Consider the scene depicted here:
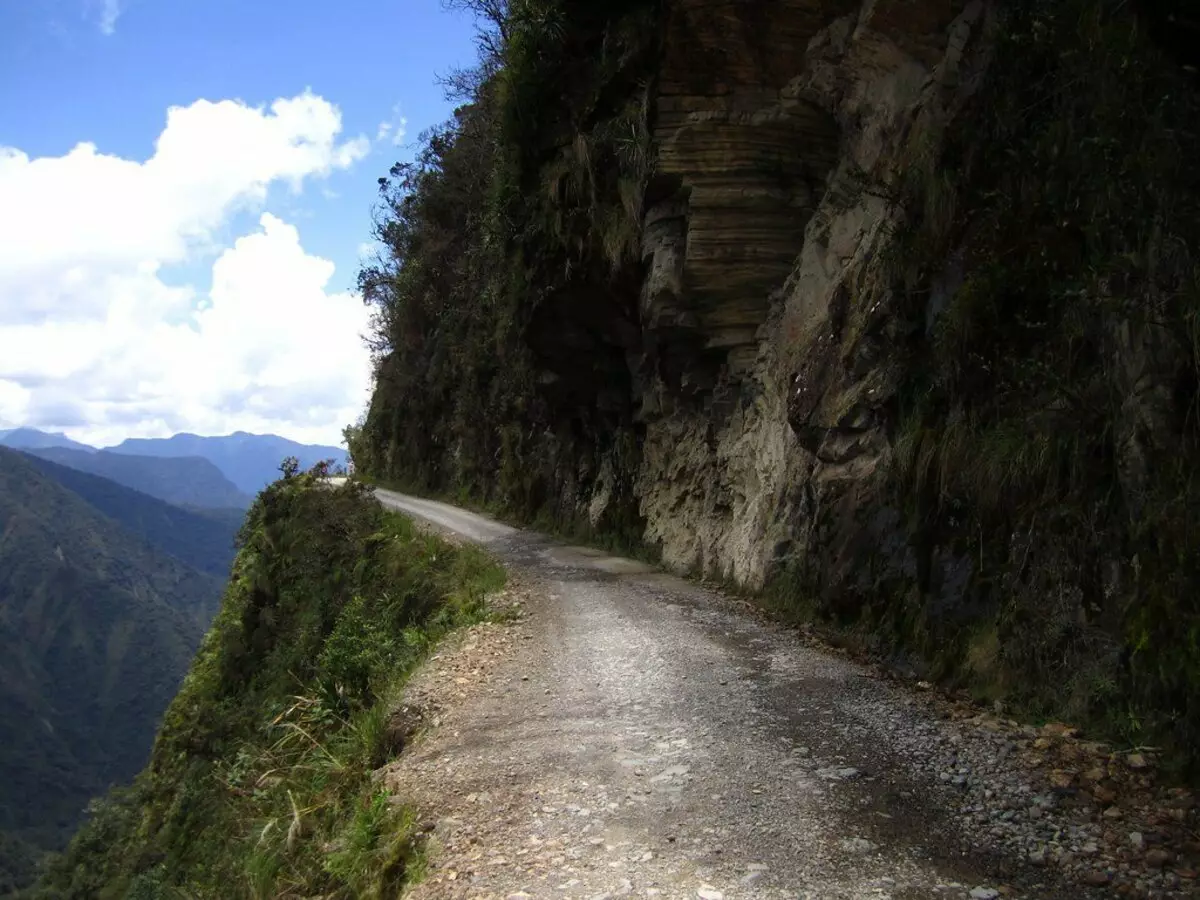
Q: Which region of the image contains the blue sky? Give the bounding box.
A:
[0,0,480,445]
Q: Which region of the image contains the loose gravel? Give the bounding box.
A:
[373,491,1198,900]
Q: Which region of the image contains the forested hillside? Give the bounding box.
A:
[352,0,1200,770]
[22,447,252,511]
[18,452,241,578]
[27,467,503,899]
[0,448,223,893]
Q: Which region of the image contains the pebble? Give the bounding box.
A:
[696,887,723,900]
[1146,849,1173,868]
[840,837,876,854]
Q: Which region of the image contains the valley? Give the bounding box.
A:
[0,431,350,895]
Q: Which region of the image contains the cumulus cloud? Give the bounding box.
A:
[0,93,374,446]
[99,0,121,35]
[375,105,408,146]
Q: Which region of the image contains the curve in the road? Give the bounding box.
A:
[373,486,1081,900]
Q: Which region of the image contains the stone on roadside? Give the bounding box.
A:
[1145,848,1173,868]
[1082,870,1112,886]
[1126,752,1149,770]
[840,837,876,854]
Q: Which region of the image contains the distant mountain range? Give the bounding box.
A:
[19,447,251,511]
[111,431,348,494]
[0,428,94,454]
[0,428,348,498]
[0,447,227,891]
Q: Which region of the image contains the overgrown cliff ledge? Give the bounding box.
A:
[351,0,1200,766]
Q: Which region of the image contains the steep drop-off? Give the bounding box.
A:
[0,448,222,892]
[27,470,504,899]
[356,0,1200,765]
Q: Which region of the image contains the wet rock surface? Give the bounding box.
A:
[377,492,1196,899]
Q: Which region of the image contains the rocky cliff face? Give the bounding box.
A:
[629,0,993,586]
[359,0,1200,762]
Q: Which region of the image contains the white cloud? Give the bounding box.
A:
[99,0,121,35]
[375,105,408,147]
[0,93,374,446]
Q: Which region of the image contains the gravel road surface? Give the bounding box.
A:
[372,488,1193,900]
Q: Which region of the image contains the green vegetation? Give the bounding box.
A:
[22,447,252,511]
[353,0,658,544]
[18,451,241,578]
[26,463,504,898]
[772,0,1200,769]
[0,447,223,891]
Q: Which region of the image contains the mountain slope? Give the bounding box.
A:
[0,429,94,454]
[110,431,348,495]
[29,474,504,899]
[0,448,222,891]
[17,452,241,579]
[23,446,251,510]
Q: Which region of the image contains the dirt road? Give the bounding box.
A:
[372,488,1160,900]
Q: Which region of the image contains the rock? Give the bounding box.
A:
[1145,849,1173,868]
[1083,870,1112,886]
[969,888,1000,900]
[836,767,861,780]
[697,887,724,900]
[1048,769,1076,789]
[1125,752,1149,770]
[839,837,876,854]
[1130,832,1145,850]
[1092,785,1118,805]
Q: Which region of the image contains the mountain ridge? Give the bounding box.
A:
[1,428,348,499]
[0,429,94,454]
[110,431,348,494]
[21,447,251,511]
[16,451,242,579]
[0,447,223,893]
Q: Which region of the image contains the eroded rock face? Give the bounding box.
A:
[630,0,996,587]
